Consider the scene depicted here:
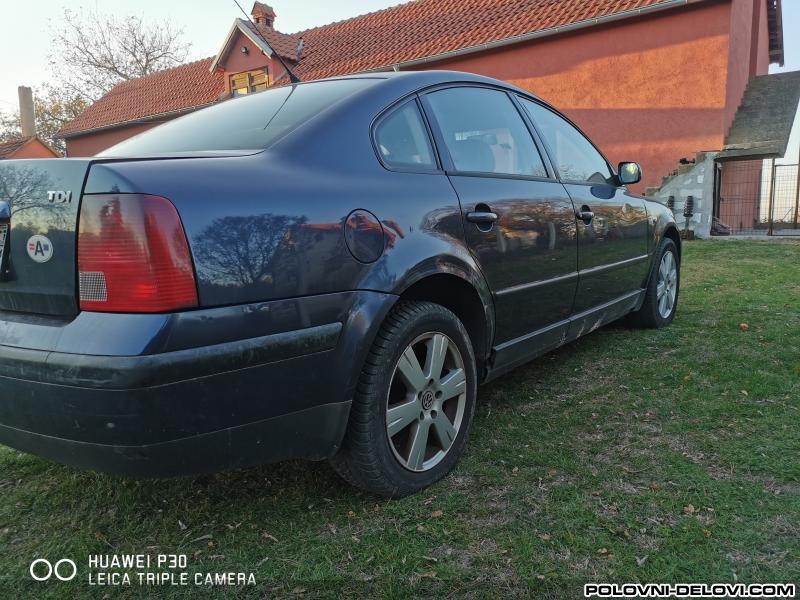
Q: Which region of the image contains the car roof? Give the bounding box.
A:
[304,70,544,103]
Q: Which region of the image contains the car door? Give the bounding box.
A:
[421,86,578,362]
[519,98,650,317]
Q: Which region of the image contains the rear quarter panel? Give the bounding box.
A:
[83,82,486,309]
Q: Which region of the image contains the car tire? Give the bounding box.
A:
[330,301,477,497]
[629,237,680,329]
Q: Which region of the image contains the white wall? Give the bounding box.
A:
[776,100,800,165]
[759,100,800,225]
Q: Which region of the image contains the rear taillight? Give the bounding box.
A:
[78,194,198,313]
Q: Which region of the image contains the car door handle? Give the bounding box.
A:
[466,211,499,224]
[576,207,595,223]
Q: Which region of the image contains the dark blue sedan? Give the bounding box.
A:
[0,71,680,496]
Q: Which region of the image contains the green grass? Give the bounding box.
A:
[1,240,798,599]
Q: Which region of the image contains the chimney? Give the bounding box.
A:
[18,86,35,138]
[251,2,276,28]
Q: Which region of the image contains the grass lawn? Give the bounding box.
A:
[0,240,798,599]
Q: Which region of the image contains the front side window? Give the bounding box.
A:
[230,68,270,96]
[520,98,614,185]
[425,87,547,178]
[374,100,436,170]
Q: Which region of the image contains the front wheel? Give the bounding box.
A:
[330,301,477,497]
[629,237,680,328]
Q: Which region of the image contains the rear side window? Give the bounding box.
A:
[519,98,614,185]
[424,87,547,178]
[101,79,378,157]
[374,100,437,170]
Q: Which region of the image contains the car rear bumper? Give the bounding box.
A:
[0,402,352,478]
[0,290,395,476]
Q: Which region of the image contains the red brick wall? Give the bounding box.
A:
[219,31,281,93]
[725,0,771,139]
[427,1,736,192]
[10,138,59,159]
[66,0,774,191]
[755,0,771,75]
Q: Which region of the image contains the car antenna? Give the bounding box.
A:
[231,0,301,84]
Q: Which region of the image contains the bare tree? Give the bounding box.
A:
[193,214,308,287]
[0,112,18,143]
[0,85,89,155]
[48,8,191,102]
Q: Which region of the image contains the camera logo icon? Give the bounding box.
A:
[29,558,77,582]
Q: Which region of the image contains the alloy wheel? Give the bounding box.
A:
[386,332,467,472]
[656,251,678,318]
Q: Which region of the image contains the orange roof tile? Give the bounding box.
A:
[0,138,30,159]
[0,136,60,159]
[247,21,302,59]
[61,0,680,137]
[60,58,225,137]
[279,0,675,80]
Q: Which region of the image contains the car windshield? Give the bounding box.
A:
[101,78,379,157]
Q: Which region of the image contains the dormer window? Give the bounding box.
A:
[230,68,270,96]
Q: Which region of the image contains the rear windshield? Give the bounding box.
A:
[101,78,379,157]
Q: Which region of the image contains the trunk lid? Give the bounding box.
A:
[0,158,90,317]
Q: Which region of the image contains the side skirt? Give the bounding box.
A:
[484,289,644,383]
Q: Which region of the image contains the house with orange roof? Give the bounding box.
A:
[0,137,59,160]
[59,0,787,195]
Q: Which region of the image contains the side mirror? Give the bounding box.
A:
[618,162,642,185]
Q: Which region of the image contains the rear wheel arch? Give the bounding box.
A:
[398,273,492,381]
[330,299,479,496]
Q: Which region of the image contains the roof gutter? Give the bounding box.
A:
[373,0,711,73]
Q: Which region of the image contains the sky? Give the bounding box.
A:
[772,0,800,75]
[0,0,797,124]
[0,0,402,110]
[759,0,799,163]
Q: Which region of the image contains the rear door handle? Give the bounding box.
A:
[576,206,595,223]
[466,211,499,224]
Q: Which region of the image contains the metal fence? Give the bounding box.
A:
[715,160,800,236]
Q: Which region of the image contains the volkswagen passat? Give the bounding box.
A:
[0,72,680,496]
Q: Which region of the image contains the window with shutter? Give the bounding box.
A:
[230,69,270,96]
